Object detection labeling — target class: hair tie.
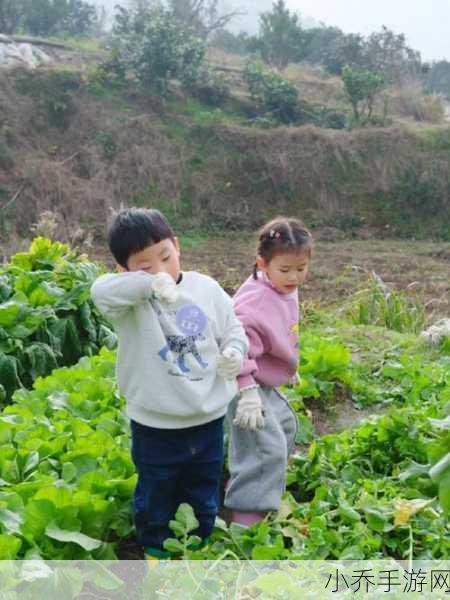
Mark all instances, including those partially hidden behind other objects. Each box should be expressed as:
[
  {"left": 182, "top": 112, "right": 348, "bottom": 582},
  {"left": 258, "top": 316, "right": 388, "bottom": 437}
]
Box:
[{"left": 269, "top": 229, "right": 281, "bottom": 240}]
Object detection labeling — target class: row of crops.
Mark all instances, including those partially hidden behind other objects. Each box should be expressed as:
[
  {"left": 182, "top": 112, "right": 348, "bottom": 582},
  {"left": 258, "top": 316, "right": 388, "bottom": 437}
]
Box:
[{"left": 0, "top": 240, "right": 448, "bottom": 560}]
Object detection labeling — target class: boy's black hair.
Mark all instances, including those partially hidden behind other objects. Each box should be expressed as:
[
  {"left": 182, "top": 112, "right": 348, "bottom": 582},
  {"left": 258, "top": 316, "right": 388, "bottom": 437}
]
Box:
[{"left": 107, "top": 208, "right": 175, "bottom": 268}]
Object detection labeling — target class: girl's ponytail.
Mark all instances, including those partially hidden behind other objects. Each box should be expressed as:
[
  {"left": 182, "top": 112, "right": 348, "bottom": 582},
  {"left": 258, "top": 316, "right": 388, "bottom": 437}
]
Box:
[{"left": 252, "top": 262, "right": 259, "bottom": 280}]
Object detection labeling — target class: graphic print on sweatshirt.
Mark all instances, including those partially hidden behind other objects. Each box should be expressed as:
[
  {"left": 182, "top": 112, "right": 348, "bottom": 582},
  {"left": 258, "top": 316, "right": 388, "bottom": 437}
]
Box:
[{"left": 158, "top": 304, "right": 209, "bottom": 379}]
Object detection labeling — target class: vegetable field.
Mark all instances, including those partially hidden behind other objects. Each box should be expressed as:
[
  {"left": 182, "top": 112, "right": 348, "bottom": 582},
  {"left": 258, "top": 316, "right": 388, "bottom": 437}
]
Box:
[{"left": 0, "top": 239, "right": 448, "bottom": 560}]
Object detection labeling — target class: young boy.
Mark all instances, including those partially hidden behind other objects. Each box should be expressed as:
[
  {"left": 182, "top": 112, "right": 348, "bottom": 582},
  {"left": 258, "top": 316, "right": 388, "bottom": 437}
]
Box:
[{"left": 91, "top": 208, "right": 247, "bottom": 558}]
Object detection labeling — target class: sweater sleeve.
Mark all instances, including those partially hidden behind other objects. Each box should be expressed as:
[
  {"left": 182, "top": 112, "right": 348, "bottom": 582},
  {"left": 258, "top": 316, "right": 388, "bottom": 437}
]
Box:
[
  {"left": 90, "top": 271, "right": 154, "bottom": 321},
  {"left": 235, "top": 313, "right": 269, "bottom": 389}
]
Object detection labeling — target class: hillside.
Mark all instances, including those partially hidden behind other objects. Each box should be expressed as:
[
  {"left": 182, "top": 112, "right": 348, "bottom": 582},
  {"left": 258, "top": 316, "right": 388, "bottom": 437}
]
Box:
[{"left": 1, "top": 43, "right": 450, "bottom": 259}]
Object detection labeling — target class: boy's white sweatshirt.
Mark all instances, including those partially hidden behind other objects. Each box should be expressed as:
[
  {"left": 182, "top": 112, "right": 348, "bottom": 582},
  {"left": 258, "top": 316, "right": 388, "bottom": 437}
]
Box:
[{"left": 91, "top": 270, "right": 248, "bottom": 429}]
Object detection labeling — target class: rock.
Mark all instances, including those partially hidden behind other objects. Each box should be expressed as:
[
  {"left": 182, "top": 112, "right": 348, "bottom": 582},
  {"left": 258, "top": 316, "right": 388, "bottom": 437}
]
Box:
[
  {"left": 420, "top": 318, "right": 450, "bottom": 345},
  {"left": 0, "top": 37, "right": 52, "bottom": 69}
]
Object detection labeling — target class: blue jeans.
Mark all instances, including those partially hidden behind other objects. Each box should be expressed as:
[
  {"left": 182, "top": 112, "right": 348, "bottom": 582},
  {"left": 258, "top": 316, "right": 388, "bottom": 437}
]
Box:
[{"left": 130, "top": 416, "right": 224, "bottom": 550}]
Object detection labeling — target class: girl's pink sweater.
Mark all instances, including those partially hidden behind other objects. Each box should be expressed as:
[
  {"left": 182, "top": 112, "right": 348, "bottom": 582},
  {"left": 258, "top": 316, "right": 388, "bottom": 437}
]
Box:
[{"left": 234, "top": 272, "right": 299, "bottom": 389}]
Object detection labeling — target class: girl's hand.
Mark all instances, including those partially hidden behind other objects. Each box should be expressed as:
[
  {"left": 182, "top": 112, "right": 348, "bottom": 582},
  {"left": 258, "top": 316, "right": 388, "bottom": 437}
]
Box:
[{"left": 233, "top": 387, "right": 265, "bottom": 431}]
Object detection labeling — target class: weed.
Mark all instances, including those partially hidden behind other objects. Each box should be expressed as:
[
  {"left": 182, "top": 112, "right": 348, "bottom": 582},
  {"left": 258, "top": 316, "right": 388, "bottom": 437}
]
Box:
[{"left": 347, "top": 271, "right": 426, "bottom": 334}]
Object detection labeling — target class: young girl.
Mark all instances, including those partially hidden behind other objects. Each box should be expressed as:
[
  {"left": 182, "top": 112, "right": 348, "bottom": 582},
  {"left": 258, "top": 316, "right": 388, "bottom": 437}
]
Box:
[{"left": 225, "top": 217, "right": 312, "bottom": 526}]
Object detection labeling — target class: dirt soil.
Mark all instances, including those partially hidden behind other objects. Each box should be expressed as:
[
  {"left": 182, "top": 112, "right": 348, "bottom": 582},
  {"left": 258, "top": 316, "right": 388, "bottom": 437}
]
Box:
[
  {"left": 184, "top": 237, "right": 449, "bottom": 317},
  {"left": 94, "top": 235, "right": 450, "bottom": 321}
]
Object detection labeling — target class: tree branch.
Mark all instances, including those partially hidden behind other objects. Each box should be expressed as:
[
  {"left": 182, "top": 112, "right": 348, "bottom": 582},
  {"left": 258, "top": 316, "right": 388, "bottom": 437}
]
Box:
[
  {"left": 0, "top": 183, "right": 27, "bottom": 215},
  {"left": 205, "top": 10, "right": 244, "bottom": 35}
]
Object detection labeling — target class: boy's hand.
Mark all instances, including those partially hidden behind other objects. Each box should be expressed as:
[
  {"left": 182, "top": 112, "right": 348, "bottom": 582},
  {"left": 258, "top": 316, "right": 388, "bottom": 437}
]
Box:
[
  {"left": 152, "top": 272, "right": 179, "bottom": 304},
  {"left": 233, "top": 387, "right": 265, "bottom": 431},
  {"left": 217, "top": 347, "right": 243, "bottom": 379}
]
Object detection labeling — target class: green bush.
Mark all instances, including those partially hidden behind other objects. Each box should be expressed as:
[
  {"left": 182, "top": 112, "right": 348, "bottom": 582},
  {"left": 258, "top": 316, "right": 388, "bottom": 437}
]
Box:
[
  {"left": 110, "top": 5, "right": 206, "bottom": 98},
  {"left": 243, "top": 60, "right": 299, "bottom": 124},
  {"left": 182, "top": 67, "right": 230, "bottom": 107},
  {"left": 342, "top": 65, "right": 384, "bottom": 125},
  {"left": 83, "top": 62, "right": 126, "bottom": 96},
  {"left": 252, "top": 0, "right": 306, "bottom": 69},
  {"left": 0, "top": 0, "right": 100, "bottom": 36}
]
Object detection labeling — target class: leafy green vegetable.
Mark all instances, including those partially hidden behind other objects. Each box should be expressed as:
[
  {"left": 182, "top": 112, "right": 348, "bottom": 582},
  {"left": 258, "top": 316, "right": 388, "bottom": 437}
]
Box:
[
  {"left": 0, "top": 238, "right": 116, "bottom": 403},
  {"left": 0, "top": 349, "right": 133, "bottom": 559}
]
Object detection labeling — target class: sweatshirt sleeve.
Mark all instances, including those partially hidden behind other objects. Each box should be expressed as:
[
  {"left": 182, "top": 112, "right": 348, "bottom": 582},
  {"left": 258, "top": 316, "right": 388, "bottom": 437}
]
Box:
[
  {"left": 90, "top": 271, "right": 154, "bottom": 322},
  {"left": 235, "top": 312, "right": 269, "bottom": 389},
  {"left": 213, "top": 284, "right": 248, "bottom": 358}
]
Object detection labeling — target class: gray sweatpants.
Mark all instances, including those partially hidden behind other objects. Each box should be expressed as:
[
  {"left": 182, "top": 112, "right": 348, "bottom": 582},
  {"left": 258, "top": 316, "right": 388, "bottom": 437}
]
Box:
[{"left": 224, "top": 385, "right": 298, "bottom": 512}]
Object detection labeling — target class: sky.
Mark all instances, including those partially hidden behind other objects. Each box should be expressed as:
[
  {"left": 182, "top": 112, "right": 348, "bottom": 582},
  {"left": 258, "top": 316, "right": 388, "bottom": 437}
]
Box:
[
  {"left": 284, "top": 0, "right": 450, "bottom": 62},
  {"left": 96, "top": 0, "right": 450, "bottom": 62}
]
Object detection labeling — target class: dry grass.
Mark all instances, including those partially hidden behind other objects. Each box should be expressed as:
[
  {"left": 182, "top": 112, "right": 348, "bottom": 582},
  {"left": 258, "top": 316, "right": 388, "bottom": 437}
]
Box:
[
  {"left": 0, "top": 74, "right": 185, "bottom": 244},
  {"left": 283, "top": 63, "right": 346, "bottom": 108},
  {"left": 206, "top": 50, "right": 348, "bottom": 110},
  {"left": 389, "top": 82, "right": 446, "bottom": 123},
  {"left": 206, "top": 47, "right": 246, "bottom": 70}
]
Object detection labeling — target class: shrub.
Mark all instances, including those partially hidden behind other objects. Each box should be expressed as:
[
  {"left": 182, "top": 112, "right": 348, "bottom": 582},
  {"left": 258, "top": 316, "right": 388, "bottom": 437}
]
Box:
[
  {"left": 342, "top": 65, "right": 385, "bottom": 125},
  {"left": 253, "top": 0, "right": 306, "bottom": 69},
  {"left": 182, "top": 66, "right": 230, "bottom": 107},
  {"left": 83, "top": 62, "right": 126, "bottom": 96},
  {"left": 243, "top": 60, "right": 299, "bottom": 124},
  {"left": 110, "top": 5, "right": 206, "bottom": 98}
]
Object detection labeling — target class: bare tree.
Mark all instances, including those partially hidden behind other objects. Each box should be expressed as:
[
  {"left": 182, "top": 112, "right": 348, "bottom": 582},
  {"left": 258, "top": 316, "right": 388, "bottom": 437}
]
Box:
[
  {"left": 170, "top": 0, "right": 243, "bottom": 38},
  {"left": 123, "top": 0, "right": 242, "bottom": 38}
]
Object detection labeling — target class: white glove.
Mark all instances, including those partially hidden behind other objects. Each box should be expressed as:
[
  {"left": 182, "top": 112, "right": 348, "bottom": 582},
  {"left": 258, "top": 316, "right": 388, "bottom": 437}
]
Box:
[
  {"left": 233, "top": 387, "right": 265, "bottom": 431},
  {"left": 151, "top": 272, "right": 179, "bottom": 304},
  {"left": 217, "top": 347, "right": 243, "bottom": 379}
]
